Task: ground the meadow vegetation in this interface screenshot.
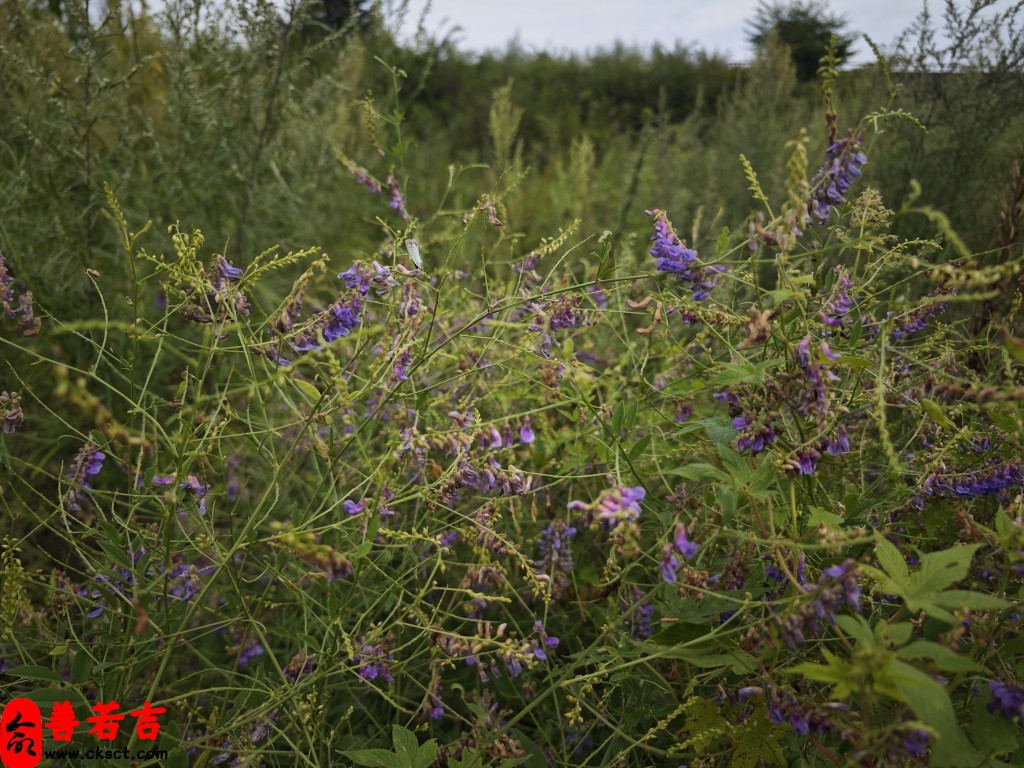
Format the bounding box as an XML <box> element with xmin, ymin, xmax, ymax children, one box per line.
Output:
<box><xmin>2</xmin><ymin>1</ymin><xmax>1024</xmax><ymax>765</ymax></box>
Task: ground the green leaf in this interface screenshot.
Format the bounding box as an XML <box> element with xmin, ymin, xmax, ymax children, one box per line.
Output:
<box><xmin>610</xmin><ymin>402</ymin><xmax>624</xmax><ymax>434</ymax></box>
<box><xmin>969</xmin><ymin>690</ymin><xmax>1021</xmax><ymax>754</ymax></box>
<box><xmin>669</xmin><ymin>463</ymin><xmax>727</xmax><ymax>482</ymax></box>
<box><xmin>623</xmin><ymin>400</ymin><xmax>638</xmax><ymax>431</ymax></box>
<box><xmin>875</xmin><ymin>536</ymin><xmax>909</xmax><ymax>584</ymax></box>
<box><xmin>292</xmin><ymin>378</ymin><xmax>322</xmax><ymax>404</ymax></box>
<box><xmin>849</xmin><ymin>314</ymin><xmax>863</xmax><ymax>345</ymax></box>
<box><xmin>708</xmin><ymin>359</ymin><xmax>783</xmax><ymax>389</ymax></box>
<box><xmin>346</xmin><ymin>748</ymin><xmax>406</xmax><ymax>768</ymax></box>
<box><xmin>786</xmin><ymin>661</ymin><xmax>851</xmax><ymax>686</ymax></box>
<box><xmin>98</xmin><ymin>541</ymin><xmax>132</xmax><ymax>571</ymax></box>
<box><xmin>921</xmin><ymin>398</ymin><xmax>955</xmax><ymax>430</ymax></box>
<box><xmin>697</xmin><ymin>417</ymin><xmax>739</xmax><ymax>446</ymax></box>
<box><xmin>628</xmin><ymin>433</ymin><xmax>651</xmax><ymax>460</ymax></box>
<box><xmin>897</xmin><ymin>641</ymin><xmax>984</xmax><ymax>672</ymax></box>
<box><xmin>876</xmin><ymin>622</ymin><xmax>913</xmax><ymax>647</ymax></box>
<box><xmin>807</xmin><ymin>506</ymin><xmax>844</xmax><ymax>529</ymax></box>
<box><xmin>716</xmin><ymin>226</ymin><xmax>730</xmax><ymax>256</ymax></box>
<box><xmin>9</xmin><ymin>664</ymin><xmax>65</xmax><ymax>683</ymax></box>
<box><xmin>928</xmin><ymin>590</ymin><xmax>1010</xmax><ymax>613</ymax></box>
<box><xmin>913</xmin><ymin>545</ymin><xmax>980</xmax><ymax>593</ymax></box>
<box><xmin>1004</xmin><ymin>333</ymin><xmax>1024</xmax><ymax>365</ymax></box>
<box><xmin>392</xmin><ymin>725</ymin><xmax>419</xmax><ymax>755</ymax></box>
<box><xmin>834</xmin><ymin>614</ymin><xmax>875</xmax><ymax>647</ymax></box>
<box><xmin>886</xmin><ymin>660</ymin><xmax>978</xmax><ymax>767</ymax></box>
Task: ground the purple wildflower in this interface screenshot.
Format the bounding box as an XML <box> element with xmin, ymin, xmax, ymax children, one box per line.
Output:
<box><xmin>1</xmin><ymin>391</ymin><xmax>23</xmax><ymax>434</ymax></box>
<box><xmin>646</xmin><ymin>209</ymin><xmax>725</xmax><ymax>301</ymax></box>
<box><xmin>340</xmin><ymin>158</ymin><xmax>382</xmax><ymax>194</ymax></box>
<box><xmin>673</xmin><ymin>523</ymin><xmax>699</xmax><ymax>559</ymax></box>
<box><xmin>354</xmin><ymin>642</ymin><xmax>394</xmax><ymax>691</ymax></box>
<box><xmin>284</xmin><ymin>652</ymin><xmax>316</xmax><ymax>683</ymax></box>
<box><xmin>179</xmin><ymin>475</ymin><xmax>210</xmax><ymax>515</ymax></box>
<box><xmin>570</xmin><ymin>485</ymin><xmax>645</xmax><ymax>531</ymax></box>
<box><xmin>338</xmin><ymin>261</ymin><xmax>399</xmax><ymax>296</ymax></box>
<box><xmin>387</xmin><ymin>174</ymin><xmax>410</xmax><ymax>221</ymax></box>
<box><xmin>988</xmin><ymin>680</ymin><xmax>1024</xmax><ymax>721</ymax></box>
<box><xmin>660</xmin><ymin>546</ymin><xmax>681</xmax><ymax>583</ymax></box>
<box><xmin>65</xmin><ymin>443</ymin><xmax>105</xmax><ymax>513</ymax></box>
<box><xmin>621</xmin><ymin>586</ymin><xmax>654</xmax><ymax>639</ymax></box>
<box><xmin>808</xmin><ymin>131</ymin><xmax>867</xmax><ymax>223</ymax></box>
<box><xmin>520</xmin><ymin>416</ymin><xmax>535</xmax><ymax>445</ymax></box>
<box><xmin>818</xmin><ymin>266</ymin><xmax>854</xmax><ymax>327</ymax></box>
<box><xmin>234</xmin><ymin>636</ymin><xmax>265</xmax><ymax>666</ymax></box>
<box><xmin>215</xmin><ymin>255</ymin><xmax>243</xmax><ymax>281</ymax></box>
<box><xmin>344</xmin><ymin>498</ymin><xmax>367</xmax><ymax>515</ymax></box>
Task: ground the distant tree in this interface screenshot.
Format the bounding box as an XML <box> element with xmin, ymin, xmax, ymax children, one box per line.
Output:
<box><xmin>746</xmin><ymin>1</ymin><xmax>854</xmax><ymax>81</ymax></box>
<box><xmin>305</xmin><ymin>0</ymin><xmax>372</xmax><ymax>34</ymax></box>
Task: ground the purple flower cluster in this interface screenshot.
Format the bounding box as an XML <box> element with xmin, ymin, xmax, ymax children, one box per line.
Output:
<box><xmin>262</xmin><ymin>290</ymin><xmax>363</xmax><ymax>366</ymax></box>
<box><xmin>569</xmin><ymin>485</ymin><xmax>645</xmax><ymax>531</ymax></box>
<box><xmin>535</xmin><ymin>520</ymin><xmax>576</xmax><ymax>598</ymax></box>
<box><xmin>818</xmin><ymin>266</ymin><xmax>854</xmax><ymax>327</ymax></box>
<box><xmin>739</xmin><ymin>686</ymin><xmax>844</xmax><ymax>736</ymax></box>
<box><xmin>987</xmin><ymin>679</ymin><xmax>1024</xmax><ymax>720</ymax></box>
<box><xmin>353</xmin><ymin>641</ymin><xmax>394</xmax><ymax>691</ymax></box>
<box><xmin>530</xmin><ymin>295</ymin><xmax>589</xmax><ymax>357</ymax></box>
<box><xmin>914</xmin><ymin>458</ymin><xmax>1024</xmax><ymax>508</ymax></box>
<box><xmin>64</xmin><ymin>443</ymin><xmax>105</xmax><ymax>514</ymax></box>
<box><xmin>341</xmin><ymin>158</ymin><xmax>383</xmax><ymax>194</ymax></box>
<box><xmin>808</xmin><ymin>131</ymin><xmax>867</xmax><ymax>223</ymax></box>
<box><xmin>661</xmin><ymin>523</ymin><xmax>699</xmax><ymax>583</ymax></box>
<box><xmin>621</xmin><ymin>586</ymin><xmax>654</xmax><ymax>639</ymax></box>
<box><xmin>230</xmin><ymin>630</ymin><xmax>265</xmax><ymax>666</ymax></box>
<box><xmin>0</xmin><ymin>250</ymin><xmax>40</xmax><ymax>337</ymax></box>
<box><xmin>773</xmin><ymin>560</ymin><xmax>861</xmax><ymax>649</ymax></box>
<box><xmin>1</xmin><ymin>391</ymin><xmax>23</xmax><ymax>434</ymax></box>
<box><xmin>178</xmin><ymin>255</ymin><xmax>249</xmax><ymax>324</ymax></box>
<box><xmin>646</xmin><ymin>209</ymin><xmax>725</xmax><ymax>301</ymax></box>
<box><xmin>387</xmin><ymin>173</ymin><xmax>410</xmax><ymax>221</ymax></box>
<box><xmin>891</xmin><ymin>296</ymin><xmax>950</xmax><ymax>340</ymax></box>
<box><xmin>179</xmin><ymin>475</ymin><xmax>211</xmax><ymax>515</ymax></box>
<box><xmin>283</xmin><ymin>652</ymin><xmax>316</xmax><ymax>683</ymax></box>
<box><xmin>338</xmin><ymin>261</ymin><xmax>399</xmax><ymax>296</ymax></box>
<box><xmin>84</xmin><ymin>548</ymin><xmax>212</xmax><ymax>619</ymax></box>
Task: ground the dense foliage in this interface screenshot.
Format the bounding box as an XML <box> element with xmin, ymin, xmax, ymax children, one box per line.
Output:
<box><xmin>2</xmin><ymin>1</ymin><xmax>1024</xmax><ymax>766</ymax></box>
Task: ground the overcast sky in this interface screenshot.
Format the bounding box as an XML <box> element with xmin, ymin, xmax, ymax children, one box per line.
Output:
<box><xmin>388</xmin><ymin>0</ymin><xmax>1006</xmax><ymax>64</ymax></box>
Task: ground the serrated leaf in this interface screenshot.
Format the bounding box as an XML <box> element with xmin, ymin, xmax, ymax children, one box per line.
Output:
<box><xmin>877</xmin><ymin>622</ymin><xmax>913</xmax><ymax>647</ymax></box>
<box><xmin>897</xmin><ymin>641</ymin><xmax>984</xmax><ymax>672</ymax></box>
<box><xmin>695</xmin><ymin>417</ymin><xmax>739</xmax><ymax>446</ymax></box>
<box><xmin>928</xmin><ymin>590</ymin><xmax>1010</xmax><ymax>612</ymax></box>
<box><xmin>875</xmin><ymin>536</ymin><xmax>909</xmax><ymax>584</ymax></box>
<box><xmin>835</xmin><ymin>615</ymin><xmax>875</xmax><ymax>647</ymax></box>
<box><xmin>910</xmin><ymin>544</ymin><xmax>980</xmax><ymax>597</ymax></box>
<box><xmin>346</xmin><ymin>748</ymin><xmax>405</xmax><ymax>768</ymax></box>
<box><xmin>708</xmin><ymin>359</ymin><xmax>782</xmax><ymax>389</ymax></box>
<box><xmin>392</xmin><ymin>725</ymin><xmax>419</xmax><ymax>755</ymax></box>
<box><xmin>669</xmin><ymin>463</ymin><xmax>727</xmax><ymax>482</ymax></box>
<box><xmin>886</xmin><ymin>660</ymin><xmax>978</xmax><ymax>767</ymax></box>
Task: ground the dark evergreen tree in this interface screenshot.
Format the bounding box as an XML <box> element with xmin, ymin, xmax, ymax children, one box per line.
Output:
<box><xmin>746</xmin><ymin>1</ymin><xmax>854</xmax><ymax>81</ymax></box>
